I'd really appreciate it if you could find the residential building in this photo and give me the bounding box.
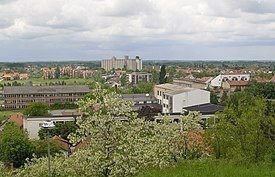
[101,56,142,71]
[222,80,249,92]
[154,84,210,113]
[210,74,250,88]
[3,85,90,110]
[127,72,152,84]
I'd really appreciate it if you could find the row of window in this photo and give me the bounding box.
[5,93,85,98]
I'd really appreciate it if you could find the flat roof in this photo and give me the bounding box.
[122,94,157,102]
[165,88,197,95]
[3,85,90,94]
[155,83,188,91]
[183,103,224,115]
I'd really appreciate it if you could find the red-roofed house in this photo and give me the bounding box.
[255,77,270,83]
[222,80,249,92]
[8,113,23,128]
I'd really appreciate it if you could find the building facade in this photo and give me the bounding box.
[154,84,210,113]
[127,72,152,84]
[3,85,90,110]
[101,56,142,71]
[210,74,250,88]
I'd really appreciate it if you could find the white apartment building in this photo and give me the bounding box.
[210,74,250,88]
[101,56,142,71]
[154,84,210,113]
[127,72,152,84]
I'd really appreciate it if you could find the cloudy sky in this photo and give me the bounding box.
[0,0,275,62]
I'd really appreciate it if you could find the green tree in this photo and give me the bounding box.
[210,90,219,104]
[14,87,204,177]
[38,122,78,140]
[31,140,62,158]
[0,123,34,168]
[245,82,275,99]
[208,93,274,162]
[120,73,127,87]
[55,66,60,79]
[23,103,49,116]
[159,65,167,84]
[151,69,159,84]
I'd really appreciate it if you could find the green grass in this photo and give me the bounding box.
[0,110,20,122]
[136,160,275,177]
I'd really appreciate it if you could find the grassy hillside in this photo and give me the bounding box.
[136,160,275,177]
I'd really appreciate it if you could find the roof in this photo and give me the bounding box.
[255,77,270,83]
[226,80,249,86]
[155,83,187,91]
[132,103,162,111]
[3,85,90,94]
[183,103,224,115]
[51,135,71,151]
[50,110,81,116]
[269,75,275,82]
[122,94,157,102]
[166,87,197,95]
[9,113,23,127]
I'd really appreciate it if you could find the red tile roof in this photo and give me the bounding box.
[227,80,249,86]
[9,113,23,128]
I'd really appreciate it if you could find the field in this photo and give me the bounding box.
[136,160,275,177]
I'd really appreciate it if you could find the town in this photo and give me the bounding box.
[0,56,274,176]
[1,1,275,176]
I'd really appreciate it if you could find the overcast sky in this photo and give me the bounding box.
[0,0,275,62]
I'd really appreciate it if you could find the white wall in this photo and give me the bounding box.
[171,89,210,113]
[211,74,250,87]
[23,116,75,139]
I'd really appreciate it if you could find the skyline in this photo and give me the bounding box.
[0,0,275,62]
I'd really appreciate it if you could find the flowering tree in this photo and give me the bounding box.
[12,86,204,177]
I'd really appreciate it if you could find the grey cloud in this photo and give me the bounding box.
[100,0,154,17]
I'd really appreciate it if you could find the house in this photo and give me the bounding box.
[2,74,14,80]
[8,112,23,128]
[222,80,249,92]
[270,75,275,83]
[19,73,29,80]
[210,74,250,88]
[51,135,71,157]
[23,110,80,139]
[255,77,270,83]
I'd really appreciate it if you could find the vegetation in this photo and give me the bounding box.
[23,103,49,116]
[0,110,20,122]
[0,123,34,168]
[6,86,206,177]
[38,122,78,140]
[208,93,275,162]
[136,160,275,177]
[159,65,167,84]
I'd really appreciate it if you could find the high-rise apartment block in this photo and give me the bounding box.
[101,56,142,71]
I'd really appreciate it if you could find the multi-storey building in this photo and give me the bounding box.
[127,72,152,84]
[154,84,210,113]
[101,56,142,71]
[3,85,90,110]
